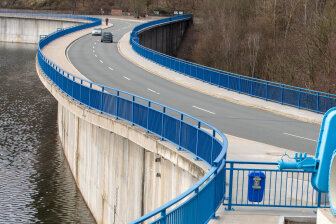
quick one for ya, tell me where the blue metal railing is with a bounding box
[4,10,328,223]
[130,15,336,114]
[224,161,329,210]
[0,10,229,223]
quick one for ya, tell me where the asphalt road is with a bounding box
[68,18,321,154]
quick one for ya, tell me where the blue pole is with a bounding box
[116,91,119,119]
[100,87,104,113]
[146,101,151,132]
[226,162,234,211]
[178,114,183,150]
[281,84,284,104]
[132,96,135,126]
[161,107,166,140]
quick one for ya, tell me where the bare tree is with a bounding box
[248,33,260,77]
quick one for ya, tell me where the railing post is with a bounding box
[298,89,301,109]
[266,82,268,101]
[161,209,166,224]
[195,122,201,160]
[161,107,166,140]
[116,91,119,119]
[132,96,135,126]
[317,92,320,113]
[226,162,234,211]
[80,79,82,102]
[317,191,322,208]
[177,114,183,150]
[89,83,92,108]
[281,84,284,104]
[211,130,215,164]
[146,101,151,132]
[195,187,199,224]
[250,80,253,96]
[212,169,219,220]
[100,87,104,113]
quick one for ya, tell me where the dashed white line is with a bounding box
[95,54,98,57]
[192,106,216,115]
[108,67,114,71]
[93,46,95,49]
[94,42,97,45]
[99,60,103,64]
[283,133,317,142]
[93,50,95,53]
[147,88,160,95]
[123,76,131,80]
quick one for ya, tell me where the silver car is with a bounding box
[91,27,102,36]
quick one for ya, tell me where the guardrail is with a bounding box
[223,161,329,210]
[130,15,336,114]
[1,10,229,224]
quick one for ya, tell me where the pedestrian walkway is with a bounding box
[118,31,323,125]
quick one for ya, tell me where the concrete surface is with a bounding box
[317,208,336,224]
[67,19,321,154]
[0,16,82,43]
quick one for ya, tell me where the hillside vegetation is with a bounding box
[178,0,336,94]
[3,0,336,93]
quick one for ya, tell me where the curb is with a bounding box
[118,32,323,125]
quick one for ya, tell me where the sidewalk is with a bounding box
[118,31,323,125]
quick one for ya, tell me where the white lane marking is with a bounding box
[95,54,98,57]
[147,88,160,95]
[93,50,95,53]
[94,42,97,45]
[123,76,131,80]
[99,60,103,63]
[108,67,114,71]
[283,133,317,142]
[192,106,216,115]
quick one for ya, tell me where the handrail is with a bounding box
[2,10,228,223]
[130,15,336,113]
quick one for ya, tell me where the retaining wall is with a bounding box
[138,18,191,56]
[0,16,81,43]
[36,62,206,223]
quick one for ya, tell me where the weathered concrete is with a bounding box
[0,16,82,43]
[138,18,191,56]
[317,208,336,224]
[36,59,207,223]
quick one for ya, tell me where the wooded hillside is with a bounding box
[178,0,336,94]
[2,0,336,93]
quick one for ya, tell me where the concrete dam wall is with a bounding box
[138,18,191,56]
[0,16,81,43]
[36,60,206,223]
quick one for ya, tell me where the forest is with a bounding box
[2,0,336,94]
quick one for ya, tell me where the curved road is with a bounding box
[68,18,320,154]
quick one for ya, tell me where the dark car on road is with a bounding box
[101,32,113,43]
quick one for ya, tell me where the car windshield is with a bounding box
[103,33,112,36]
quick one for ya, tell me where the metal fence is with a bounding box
[223,161,329,210]
[5,10,329,223]
[8,10,231,224]
[130,15,336,114]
